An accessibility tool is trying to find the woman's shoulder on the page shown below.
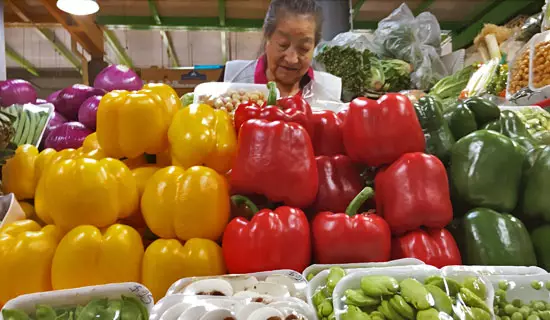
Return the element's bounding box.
[224,60,258,83]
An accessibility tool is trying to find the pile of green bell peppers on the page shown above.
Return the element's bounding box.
[417,95,550,269]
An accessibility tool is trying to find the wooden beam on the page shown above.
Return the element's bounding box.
[5,0,82,72]
[36,0,104,58]
[103,29,134,68]
[6,45,39,77]
[353,0,367,19]
[147,0,179,67]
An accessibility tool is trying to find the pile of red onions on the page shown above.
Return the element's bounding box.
[0,79,37,106]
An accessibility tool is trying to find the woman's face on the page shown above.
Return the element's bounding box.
[265,14,316,87]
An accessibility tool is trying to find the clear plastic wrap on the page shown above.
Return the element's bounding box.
[306,262,430,320]
[3,102,54,147]
[150,294,315,320]
[442,265,547,277]
[0,282,154,320]
[166,270,307,301]
[330,266,494,320]
[371,3,449,90]
[313,32,378,101]
[489,274,550,320]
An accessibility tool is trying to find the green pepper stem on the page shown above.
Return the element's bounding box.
[345,187,374,217]
[231,195,259,215]
[266,81,277,106]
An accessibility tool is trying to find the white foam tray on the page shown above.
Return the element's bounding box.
[0,282,154,320]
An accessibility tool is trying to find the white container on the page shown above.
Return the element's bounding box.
[150,294,315,320]
[529,31,550,95]
[506,37,541,106]
[487,273,550,305]
[303,258,425,280]
[167,270,307,301]
[0,194,26,227]
[0,282,154,320]
[442,265,547,276]
[332,266,494,320]
[193,82,280,104]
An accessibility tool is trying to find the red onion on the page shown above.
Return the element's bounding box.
[94,65,143,92]
[55,84,105,121]
[0,79,37,107]
[45,121,92,151]
[78,95,102,130]
[46,90,62,103]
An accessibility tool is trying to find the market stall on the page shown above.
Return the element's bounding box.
[1,1,550,320]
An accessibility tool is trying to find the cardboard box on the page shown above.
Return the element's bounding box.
[139,66,224,96]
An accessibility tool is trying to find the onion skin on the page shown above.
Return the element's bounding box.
[45,121,92,151]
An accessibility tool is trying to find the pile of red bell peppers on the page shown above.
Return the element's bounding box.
[222,88,462,274]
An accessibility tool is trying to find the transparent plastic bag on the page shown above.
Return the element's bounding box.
[313,32,379,101]
[372,3,449,90]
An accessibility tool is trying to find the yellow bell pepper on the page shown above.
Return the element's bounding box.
[142,238,226,301]
[82,132,101,152]
[35,157,139,230]
[34,148,57,186]
[51,224,143,290]
[141,166,230,241]
[143,83,183,111]
[2,144,38,200]
[168,104,236,174]
[18,201,35,218]
[96,84,180,159]
[119,166,160,230]
[0,221,61,305]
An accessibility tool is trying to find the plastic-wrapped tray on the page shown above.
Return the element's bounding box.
[3,103,54,147]
[442,265,547,276]
[193,82,280,108]
[331,266,494,320]
[150,294,315,320]
[488,273,550,319]
[167,270,307,301]
[303,258,425,281]
[0,282,154,320]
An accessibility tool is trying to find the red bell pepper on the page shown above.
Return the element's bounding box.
[392,228,462,268]
[223,195,311,273]
[310,110,345,156]
[312,155,364,213]
[342,94,425,167]
[375,152,453,235]
[233,83,313,135]
[231,119,318,208]
[312,187,391,264]
[234,105,312,136]
[277,95,312,119]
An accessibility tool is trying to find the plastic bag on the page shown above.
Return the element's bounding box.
[313,32,379,101]
[372,3,449,90]
[517,12,542,42]
[542,1,550,32]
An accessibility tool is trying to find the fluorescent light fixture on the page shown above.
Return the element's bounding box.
[57,0,99,16]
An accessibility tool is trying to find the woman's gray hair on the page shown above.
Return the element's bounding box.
[263,0,323,45]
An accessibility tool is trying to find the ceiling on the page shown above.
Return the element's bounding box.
[2,0,544,95]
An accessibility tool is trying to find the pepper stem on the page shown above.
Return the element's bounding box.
[345,187,374,217]
[266,81,277,106]
[231,195,259,215]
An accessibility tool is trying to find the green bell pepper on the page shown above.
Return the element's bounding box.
[483,110,540,153]
[450,130,525,213]
[463,208,537,266]
[444,97,500,139]
[522,145,550,221]
[531,225,550,271]
[414,96,455,163]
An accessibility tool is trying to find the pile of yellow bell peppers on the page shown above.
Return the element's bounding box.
[0,83,237,304]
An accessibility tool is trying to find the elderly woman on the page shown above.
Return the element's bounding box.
[223,0,340,98]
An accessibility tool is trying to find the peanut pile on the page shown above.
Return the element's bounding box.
[509,48,530,94]
[197,90,265,112]
[533,41,550,88]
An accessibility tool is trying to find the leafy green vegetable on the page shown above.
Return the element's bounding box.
[180,93,194,107]
[381,59,411,92]
[430,65,476,100]
[486,64,508,96]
